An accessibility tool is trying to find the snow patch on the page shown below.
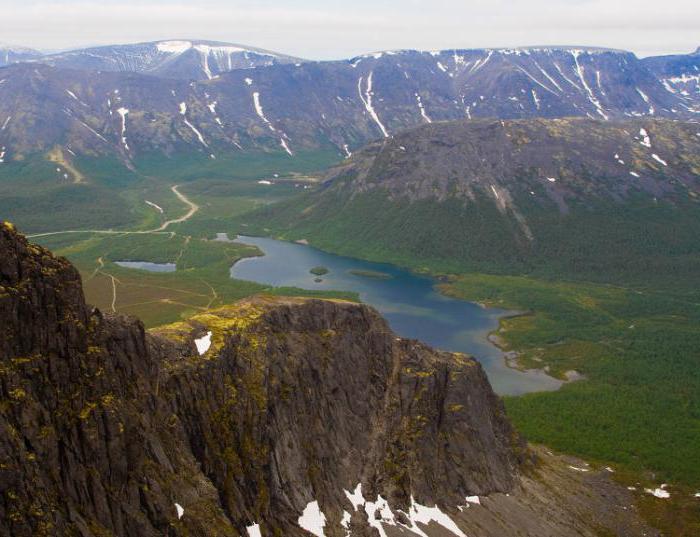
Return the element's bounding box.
[208,104,222,125]
[645,485,670,499]
[406,497,468,537]
[157,41,192,54]
[415,93,432,123]
[340,510,352,530]
[250,91,293,154]
[194,331,212,355]
[533,60,563,92]
[517,66,558,95]
[571,50,608,120]
[280,138,293,157]
[183,119,209,148]
[65,89,80,102]
[651,154,667,166]
[174,503,185,519]
[568,465,589,472]
[116,108,129,151]
[343,484,467,537]
[345,484,364,511]
[358,72,389,138]
[145,200,163,213]
[246,523,262,537]
[636,88,655,115]
[252,94,268,125]
[553,62,582,90]
[298,500,326,537]
[639,128,651,148]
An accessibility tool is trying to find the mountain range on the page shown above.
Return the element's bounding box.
[0,44,42,67]
[0,42,698,168]
[35,40,301,80]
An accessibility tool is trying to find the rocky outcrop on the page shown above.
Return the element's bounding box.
[319,118,700,208]
[0,222,524,536]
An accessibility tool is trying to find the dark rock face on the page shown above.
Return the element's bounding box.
[316,117,700,209]
[0,222,524,536]
[641,47,700,109]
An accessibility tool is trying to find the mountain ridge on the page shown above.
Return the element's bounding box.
[241,117,700,281]
[0,45,698,169]
[33,39,302,81]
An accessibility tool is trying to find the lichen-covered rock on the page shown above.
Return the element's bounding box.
[0,222,524,536]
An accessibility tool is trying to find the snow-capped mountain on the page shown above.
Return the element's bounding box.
[642,47,700,109]
[36,40,303,80]
[0,44,42,67]
[0,46,698,165]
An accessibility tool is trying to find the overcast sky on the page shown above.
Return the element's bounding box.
[0,0,697,59]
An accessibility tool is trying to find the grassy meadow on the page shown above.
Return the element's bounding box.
[21,148,353,327]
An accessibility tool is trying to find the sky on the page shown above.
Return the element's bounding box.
[0,0,698,59]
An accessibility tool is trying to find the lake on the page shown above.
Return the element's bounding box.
[227,235,562,396]
[114,261,177,272]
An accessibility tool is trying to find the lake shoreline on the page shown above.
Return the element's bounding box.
[227,234,564,395]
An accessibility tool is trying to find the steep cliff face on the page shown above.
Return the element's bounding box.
[0,222,236,536]
[0,222,526,536]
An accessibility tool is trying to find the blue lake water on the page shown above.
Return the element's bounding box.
[226,234,562,396]
[114,261,177,272]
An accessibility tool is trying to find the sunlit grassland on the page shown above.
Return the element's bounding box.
[37,222,356,328]
[0,148,338,233]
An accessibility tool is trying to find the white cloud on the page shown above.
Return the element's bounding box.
[0,0,697,59]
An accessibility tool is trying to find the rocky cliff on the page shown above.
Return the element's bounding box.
[0,221,526,536]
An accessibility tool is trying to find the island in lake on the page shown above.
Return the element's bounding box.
[310,266,329,276]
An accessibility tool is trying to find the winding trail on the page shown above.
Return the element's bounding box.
[200,278,219,308]
[86,256,105,281]
[27,185,199,239]
[108,274,118,312]
[155,186,199,232]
